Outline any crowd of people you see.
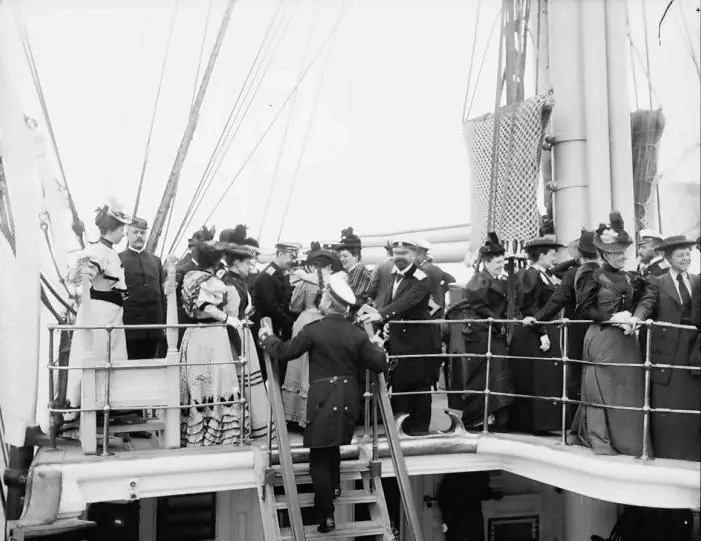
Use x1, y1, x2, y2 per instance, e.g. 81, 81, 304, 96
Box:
62, 201, 699, 532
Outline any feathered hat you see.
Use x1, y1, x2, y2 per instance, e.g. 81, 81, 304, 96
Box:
188, 225, 216, 247
594, 211, 633, 253
94, 197, 131, 225
335, 227, 362, 251
218, 225, 257, 257
479, 232, 506, 257
306, 241, 341, 269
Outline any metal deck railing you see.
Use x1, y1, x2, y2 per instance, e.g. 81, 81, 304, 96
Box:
384, 317, 700, 461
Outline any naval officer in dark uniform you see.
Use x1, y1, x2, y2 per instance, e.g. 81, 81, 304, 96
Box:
260, 275, 387, 533
119, 217, 166, 359
252, 241, 300, 382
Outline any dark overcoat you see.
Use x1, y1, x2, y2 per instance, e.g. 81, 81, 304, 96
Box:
509, 266, 563, 433
262, 313, 387, 448
376, 263, 442, 389
119, 249, 165, 341
367, 258, 395, 311
252, 262, 294, 340
420, 261, 456, 315
634, 272, 701, 460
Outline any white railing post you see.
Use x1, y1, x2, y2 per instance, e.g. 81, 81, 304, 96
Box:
78, 257, 97, 454
164, 256, 181, 448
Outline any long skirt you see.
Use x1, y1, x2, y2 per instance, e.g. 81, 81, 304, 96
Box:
575, 324, 645, 456
236, 327, 271, 440
508, 325, 563, 433
66, 299, 127, 411
650, 327, 701, 461
448, 326, 514, 429
281, 309, 322, 427
180, 326, 242, 447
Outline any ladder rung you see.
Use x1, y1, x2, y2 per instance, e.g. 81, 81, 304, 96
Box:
280, 520, 387, 540
275, 489, 377, 510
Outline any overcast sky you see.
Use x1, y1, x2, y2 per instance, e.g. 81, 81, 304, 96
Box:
1, 0, 699, 256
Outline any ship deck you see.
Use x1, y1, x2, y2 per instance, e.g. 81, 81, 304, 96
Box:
33, 395, 700, 518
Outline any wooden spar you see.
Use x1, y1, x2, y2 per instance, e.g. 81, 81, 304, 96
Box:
145, 0, 238, 253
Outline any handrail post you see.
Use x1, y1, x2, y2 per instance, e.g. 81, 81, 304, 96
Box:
48, 327, 56, 449
101, 327, 114, 456
640, 319, 653, 461
482, 319, 493, 433
262, 336, 305, 541
560, 319, 569, 446
371, 379, 378, 463
364, 368, 371, 440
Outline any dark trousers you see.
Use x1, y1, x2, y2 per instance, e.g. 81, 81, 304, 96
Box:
391, 382, 432, 434
125, 337, 162, 360
309, 446, 341, 521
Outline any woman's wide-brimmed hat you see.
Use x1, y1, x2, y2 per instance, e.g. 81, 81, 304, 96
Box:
478, 232, 505, 257
218, 225, 258, 258
306, 241, 341, 268
594, 211, 634, 253
95, 198, 132, 225
188, 225, 216, 247
658, 235, 696, 251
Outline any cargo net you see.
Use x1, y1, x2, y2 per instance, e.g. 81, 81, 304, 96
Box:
464, 93, 555, 251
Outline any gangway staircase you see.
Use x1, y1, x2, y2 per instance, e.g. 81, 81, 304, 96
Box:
258, 317, 424, 541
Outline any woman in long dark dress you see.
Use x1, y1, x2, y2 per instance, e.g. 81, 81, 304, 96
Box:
447, 233, 514, 430
508, 237, 564, 434
574, 212, 646, 456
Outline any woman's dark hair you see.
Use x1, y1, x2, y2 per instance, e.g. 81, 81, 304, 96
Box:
95, 213, 124, 236
526, 246, 553, 263
197, 244, 223, 269
224, 251, 252, 266
481, 253, 503, 264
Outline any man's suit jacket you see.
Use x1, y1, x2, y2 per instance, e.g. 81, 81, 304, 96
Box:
367, 258, 395, 311
119, 249, 165, 340
373, 263, 441, 388
634, 272, 701, 384
420, 261, 456, 315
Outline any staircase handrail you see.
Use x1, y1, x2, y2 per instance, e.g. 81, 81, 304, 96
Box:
373, 372, 425, 541
261, 319, 305, 541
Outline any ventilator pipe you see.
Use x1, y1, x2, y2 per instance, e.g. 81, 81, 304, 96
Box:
548, 0, 590, 245
582, 0, 614, 227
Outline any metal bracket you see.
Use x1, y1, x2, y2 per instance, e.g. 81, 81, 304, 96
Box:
127, 479, 139, 501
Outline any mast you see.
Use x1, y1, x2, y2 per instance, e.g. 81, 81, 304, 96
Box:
145, 0, 237, 253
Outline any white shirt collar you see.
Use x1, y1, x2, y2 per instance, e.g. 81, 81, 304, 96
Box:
391, 264, 411, 277
128, 245, 145, 254
669, 268, 688, 281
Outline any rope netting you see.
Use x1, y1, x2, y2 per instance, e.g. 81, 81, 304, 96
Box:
464, 92, 554, 250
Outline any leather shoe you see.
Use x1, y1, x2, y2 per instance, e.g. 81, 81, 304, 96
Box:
318, 517, 336, 533
334, 484, 342, 499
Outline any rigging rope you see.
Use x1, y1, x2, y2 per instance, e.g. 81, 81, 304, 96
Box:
675, 0, 701, 80
464, 10, 502, 121
625, 0, 641, 110
462, 0, 483, 123
276, 39, 333, 243
133, 0, 180, 218
146, 0, 238, 253
167, 0, 291, 252
259, 2, 317, 241
199, 1, 354, 228
10, 0, 85, 248
191, 0, 215, 108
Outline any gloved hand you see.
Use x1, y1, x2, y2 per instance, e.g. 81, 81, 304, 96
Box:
369, 332, 385, 348
225, 316, 242, 330
539, 334, 551, 352
522, 316, 537, 327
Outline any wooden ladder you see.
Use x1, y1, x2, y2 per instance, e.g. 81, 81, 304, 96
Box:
260, 458, 394, 541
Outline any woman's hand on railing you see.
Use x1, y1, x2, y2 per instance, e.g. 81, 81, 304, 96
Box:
369, 331, 386, 349
225, 316, 243, 331
539, 334, 551, 352
522, 316, 537, 327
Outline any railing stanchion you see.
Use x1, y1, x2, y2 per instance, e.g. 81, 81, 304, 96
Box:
640, 320, 653, 461
560, 320, 569, 446
364, 369, 371, 440
101, 327, 114, 456
48, 327, 56, 449
482, 319, 493, 434
372, 379, 379, 463
266, 402, 273, 467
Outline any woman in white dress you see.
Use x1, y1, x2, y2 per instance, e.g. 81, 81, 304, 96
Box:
180, 242, 243, 447
65, 202, 131, 417
281, 244, 339, 430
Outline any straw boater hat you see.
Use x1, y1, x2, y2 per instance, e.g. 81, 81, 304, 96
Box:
478, 232, 505, 257
594, 211, 634, 253
657, 235, 696, 252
